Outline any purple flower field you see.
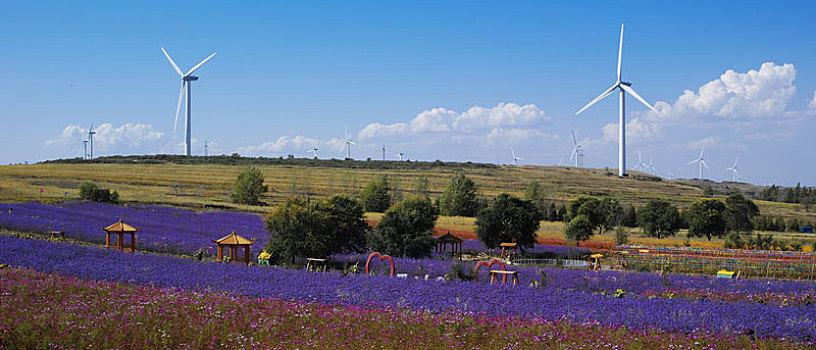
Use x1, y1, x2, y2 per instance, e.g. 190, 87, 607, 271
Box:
2, 234, 815, 340
0, 202, 267, 255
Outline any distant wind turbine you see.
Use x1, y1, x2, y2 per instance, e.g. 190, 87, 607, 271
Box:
83, 139, 89, 160
511, 147, 523, 166
726, 158, 741, 182
688, 146, 709, 179
647, 156, 656, 176
161, 47, 217, 156
575, 24, 658, 177
634, 151, 648, 172
87, 123, 96, 159
308, 145, 319, 158
569, 131, 582, 167
339, 126, 357, 159
666, 169, 674, 180
397, 152, 405, 161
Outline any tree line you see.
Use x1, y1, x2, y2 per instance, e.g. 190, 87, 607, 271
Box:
229, 167, 812, 264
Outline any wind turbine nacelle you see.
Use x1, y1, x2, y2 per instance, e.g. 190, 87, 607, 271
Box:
184, 75, 200, 81
621, 81, 632, 86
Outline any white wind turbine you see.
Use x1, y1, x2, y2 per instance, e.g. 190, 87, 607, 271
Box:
87, 123, 96, 159
666, 169, 674, 180
688, 146, 709, 179
308, 145, 319, 158
511, 147, 523, 166
83, 139, 89, 160
397, 152, 405, 161
575, 24, 658, 177
161, 47, 217, 156
634, 151, 648, 172
339, 126, 357, 159
726, 158, 741, 182
569, 131, 582, 167
647, 155, 656, 176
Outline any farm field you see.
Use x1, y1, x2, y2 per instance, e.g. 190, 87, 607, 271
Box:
2, 158, 815, 247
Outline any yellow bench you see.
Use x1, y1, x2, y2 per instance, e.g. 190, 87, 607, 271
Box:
489, 270, 519, 286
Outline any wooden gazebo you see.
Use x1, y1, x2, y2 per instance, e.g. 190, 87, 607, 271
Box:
435, 232, 463, 256
103, 219, 138, 252
213, 231, 253, 264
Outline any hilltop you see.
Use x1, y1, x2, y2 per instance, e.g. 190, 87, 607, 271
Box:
1, 155, 812, 223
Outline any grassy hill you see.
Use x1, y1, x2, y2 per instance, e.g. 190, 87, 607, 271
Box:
2, 155, 812, 220
2, 155, 815, 249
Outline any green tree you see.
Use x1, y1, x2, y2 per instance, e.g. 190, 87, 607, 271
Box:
414, 175, 430, 198
566, 197, 615, 234
367, 196, 438, 258
79, 180, 119, 203
476, 194, 543, 251
637, 199, 683, 239
326, 195, 369, 253
622, 205, 638, 227
686, 199, 727, 241
264, 197, 334, 264
231, 167, 268, 205
723, 193, 760, 234
439, 173, 478, 217
565, 214, 594, 245
361, 175, 391, 212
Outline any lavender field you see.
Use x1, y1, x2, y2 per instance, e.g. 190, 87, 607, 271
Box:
0, 201, 268, 255
2, 234, 815, 341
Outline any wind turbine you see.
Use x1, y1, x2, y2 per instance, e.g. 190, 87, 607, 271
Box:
647, 155, 656, 176
308, 145, 319, 158
569, 131, 582, 167
666, 169, 674, 180
726, 158, 740, 182
161, 47, 216, 156
688, 146, 709, 179
87, 123, 96, 159
510, 147, 523, 166
575, 24, 658, 177
397, 152, 405, 161
634, 151, 648, 172
339, 126, 356, 159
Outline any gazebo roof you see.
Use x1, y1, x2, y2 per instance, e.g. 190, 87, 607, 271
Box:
212, 231, 253, 245
500, 242, 517, 247
436, 232, 462, 243
103, 219, 139, 233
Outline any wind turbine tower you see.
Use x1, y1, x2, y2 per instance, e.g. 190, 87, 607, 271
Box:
688, 146, 709, 179
340, 126, 356, 159
88, 123, 96, 159
726, 158, 740, 182
161, 47, 216, 156
570, 131, 582, 167
575, 24, 658, 177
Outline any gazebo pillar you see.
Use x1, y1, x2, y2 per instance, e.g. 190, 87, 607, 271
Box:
244, 246, 250, 264
217, 245, 223, 261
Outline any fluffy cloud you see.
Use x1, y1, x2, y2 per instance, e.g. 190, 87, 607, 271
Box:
357, 102, 550, 141
46, 123, 164, 148
686, 136, 721, 151
601, 62, 802, 146
235, 136, 344, 157
809, 91, 816, 112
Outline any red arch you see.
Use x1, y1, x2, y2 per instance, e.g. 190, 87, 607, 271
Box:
365, 252, 395, 277
474, 259, 507, 283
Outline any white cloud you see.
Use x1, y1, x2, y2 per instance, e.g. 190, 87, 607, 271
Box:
235, 136, 345, 157
664, 62, 796, 119
686, 136, 721, 151
809, 91, 816, 112
46, 123, 164, 148
357, 102, 550, 141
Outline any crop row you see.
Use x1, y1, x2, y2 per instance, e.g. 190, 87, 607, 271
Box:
2, 235, 815, 340
5, 267, 810, 349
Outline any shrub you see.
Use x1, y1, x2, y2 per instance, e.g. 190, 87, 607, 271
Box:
78, 181, 119, 203
231, 167, 268, 205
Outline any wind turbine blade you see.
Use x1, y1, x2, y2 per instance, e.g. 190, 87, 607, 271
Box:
701, 159, 709, 169
570, 149, 577, 161
349, 141, 357, 145
185, 52, 217, 76
620, 84, 656, 112
338, 143, 346, 154
344, 126, 349, 141
173, 81, 186, 133
571, 131, 577, 145
700, 146, 705, 158
687, 159, 698, 165
575, 84, 618, 115
161, 47, 184, 76
617, 24, 624, 82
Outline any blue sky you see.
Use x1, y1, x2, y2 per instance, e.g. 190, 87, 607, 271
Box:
2, 1, 815, 185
